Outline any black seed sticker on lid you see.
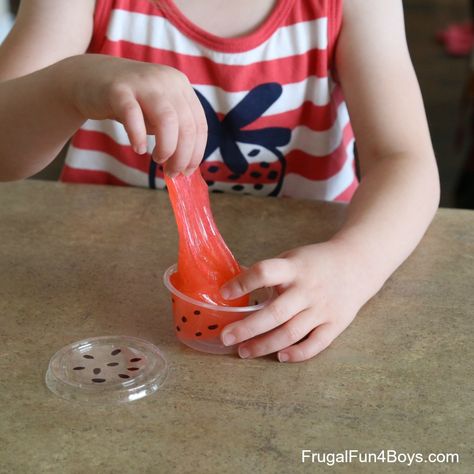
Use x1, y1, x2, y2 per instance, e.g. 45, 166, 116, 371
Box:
181, 316, 187, 323
107, 362, 119, 367
130, 358, 142, 362
128, 367, 139, 371
194, 310, 201, 315
118, 374, 130, 379
176, 325, 181, 332
195, 332, 202, 337
93, 368, 101, 375
208, 324, 218, 330
111, 349, 121, 356
83, 355, 94, 359
92, 378, 106, 383
73, 366, 85, 371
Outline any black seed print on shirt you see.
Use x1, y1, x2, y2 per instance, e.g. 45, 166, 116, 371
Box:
208, 165, 219, 173
260, 162, 270, 168
73, 366, 85, 371
130, 358, 142, 362
194, 310, 201, 315
250, 171, 262, 178
212, 190, 224, 194
83, 355, 94, 359
267, 170, 278, 180
111, 349, 121, 356
93, 368, 101, 375
208, 324, 218, 330
195, 332, 202, 337
254, 184, 264, 190
232, 185, 244, 191
206, 180, 215, 186
228, 174, 241, 180
92, 378, 106, 383
248, 149, 260, 157
182, 316, 187, 323
107, 362, 119, 367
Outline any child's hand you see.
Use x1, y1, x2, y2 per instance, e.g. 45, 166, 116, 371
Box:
66, 54, 207, 177
219, 241, 379, 362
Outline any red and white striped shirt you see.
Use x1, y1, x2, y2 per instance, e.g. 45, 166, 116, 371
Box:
61, 0, 358, 201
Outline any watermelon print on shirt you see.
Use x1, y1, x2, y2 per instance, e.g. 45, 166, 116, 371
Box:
61, 0, 359, 202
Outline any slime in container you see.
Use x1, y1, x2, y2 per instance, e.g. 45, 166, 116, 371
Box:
165, 169, 250, 343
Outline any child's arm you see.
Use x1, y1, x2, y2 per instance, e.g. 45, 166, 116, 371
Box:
0, 0, 95, 180
218, 0, 440, 362
0, 0, 206, 181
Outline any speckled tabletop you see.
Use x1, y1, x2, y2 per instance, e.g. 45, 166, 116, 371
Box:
0, 180, 472, 474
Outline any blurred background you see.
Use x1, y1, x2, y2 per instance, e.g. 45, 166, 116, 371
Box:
0, 0, 473, 208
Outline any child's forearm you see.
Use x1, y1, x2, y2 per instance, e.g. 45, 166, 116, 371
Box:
331, 150, 440, 292
0, 57, 85, 181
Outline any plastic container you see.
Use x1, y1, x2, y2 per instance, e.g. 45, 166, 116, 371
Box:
163, 264, 274, 354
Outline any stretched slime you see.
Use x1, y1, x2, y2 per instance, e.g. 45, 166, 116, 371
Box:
165, 169, 249, 343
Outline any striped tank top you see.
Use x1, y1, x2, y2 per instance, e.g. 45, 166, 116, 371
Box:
61, 0, 358, 201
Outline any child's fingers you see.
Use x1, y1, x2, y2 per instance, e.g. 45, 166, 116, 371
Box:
183, 90, 208, 175
164, 97, 197, 177
111, 88, 147, 154
277, 322, 339, 363
220, 287, 306, 346
140, 95, 179, 164
220, 258, 296, 300
236, 308, 322, 359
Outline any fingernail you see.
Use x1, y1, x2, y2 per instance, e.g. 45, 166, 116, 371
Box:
154, 155, 167, 164
138, 144, 148, 155
220, 286, 232, 300
278, 352, 289, 363
167, 171, 178, 179
182, 168, 194, 177
239, 347, 250, 359
222, 332, 236, 346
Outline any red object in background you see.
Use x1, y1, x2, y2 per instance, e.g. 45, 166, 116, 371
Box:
437, 21, 474, 56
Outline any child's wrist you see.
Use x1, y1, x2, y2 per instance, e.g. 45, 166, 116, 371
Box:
329, 232, 392, 295
53, 55, 89, 122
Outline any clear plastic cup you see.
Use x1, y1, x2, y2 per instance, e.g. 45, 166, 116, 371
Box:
163, 264, 274, 354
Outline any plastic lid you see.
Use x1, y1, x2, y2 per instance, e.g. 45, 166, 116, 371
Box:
45, 336, 168, 404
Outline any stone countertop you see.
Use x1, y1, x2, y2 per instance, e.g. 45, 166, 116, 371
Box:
0, 180, 472, 474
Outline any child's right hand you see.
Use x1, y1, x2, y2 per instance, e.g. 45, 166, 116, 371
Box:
64, 54, 208, 177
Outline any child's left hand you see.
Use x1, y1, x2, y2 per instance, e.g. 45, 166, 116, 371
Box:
219, 240, 380, 362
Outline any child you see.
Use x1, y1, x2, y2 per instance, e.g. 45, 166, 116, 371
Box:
0, 0, 440, 362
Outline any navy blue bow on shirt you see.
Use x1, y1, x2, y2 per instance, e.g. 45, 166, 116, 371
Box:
196, 83, 291, 176
149, 82, 291, 195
